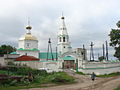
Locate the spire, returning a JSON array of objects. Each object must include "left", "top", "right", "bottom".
[
  {"left": 61, "top": 12, "right": 64, "bottom": 19},
  {"left": 26, "top": 17, "right": 32, "bottom": 34},
  {"left": 59, "top": 14, "right": 68, "bottom": 35},
  {"left": 28, "top": 17, "right": 30, "bottom": 25}
]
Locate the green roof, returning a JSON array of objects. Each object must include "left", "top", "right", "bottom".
[
  {"left": 17, "top": 48, "right": 39, "bottom": 51},
  {"left": 63, "top": 56, "right": 75, "bottom": 60},
  {"left": 39, "top": 52, "right": 58, "bottom": 60},
  {"left": 10, "top": 52, "right": 17, "bottom": 54}
]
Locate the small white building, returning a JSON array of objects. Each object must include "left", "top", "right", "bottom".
[{"left": 17, "top": 24, "right": 39, "bottom": 58}]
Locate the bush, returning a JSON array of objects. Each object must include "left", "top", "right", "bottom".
[
  {"left": 0, "top": 74, "right": 11, "bottom": 86},
  {"left": 33, "top": 72, "right": 75, "bottom": 84},
  {"left": 51, "top": 72, "right": 75, "bottom": 84},
  {"left": 0, "top": 74, "right": 23, "bottom": 86},
  {"left": 7, "top": 62, "right": 15, "bottom": 66},
  {"left": 7, "top": 66, "right": 47, "bottom": 76}
]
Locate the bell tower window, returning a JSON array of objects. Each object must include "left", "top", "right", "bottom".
[
  {"left": 59, "top": 37, "right": 61, "bottom": 42},
  {"left": 63, "top": 37, "right": 65, "bottom": 42}
]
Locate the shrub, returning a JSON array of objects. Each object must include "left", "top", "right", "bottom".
[
  {"left": 51, "top": 72, "right": 75, "bottom": 84},
  {"left": 0, "top": 74, "right": 11, "bottom": 86},
  {"left": 7, "top": 66, "right": 47, "bottom": 76}
]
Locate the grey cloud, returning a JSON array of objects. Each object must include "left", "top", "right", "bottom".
[{"left": 0, "top": 0, "right": 120, "bottom": 59}]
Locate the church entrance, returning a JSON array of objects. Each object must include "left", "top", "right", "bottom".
[
  {"left": 63, "top": 60, "right": 75, "bottom": 69},
  {"left": 62, "top": 56, "right": 76, "bottom": 69}
]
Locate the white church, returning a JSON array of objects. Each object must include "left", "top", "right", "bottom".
[
  {"left": 2, "top": 15, "right": 120, "bottom": 75},
  {"left": 13, "top": 15, "right": 87, "bottom": 71}
]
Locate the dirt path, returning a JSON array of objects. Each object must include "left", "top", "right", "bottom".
[{"left": 26, "top": 71, "right": 120, "bottom": 90}]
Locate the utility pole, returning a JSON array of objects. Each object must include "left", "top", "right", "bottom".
[
  {"left": 90, "top": 42, "right": 94, "bottom": 61},
  {"left": 47, "top": 38, "right": 54, "bottom": 60},
  {"left": 98, "top": 53, "right": 99, "bottom": 60},
  {"left": 103, "top": 44, "right": 105, "bottom": 60},
  {"left": 105, "top": 41, "right": 109, "bottom": 61},
  {"left": 83, "top": 44, "right": 86, "bottom": 60},
  {"left": 56, "top": 47, "right": 58, "bottom": 61}
]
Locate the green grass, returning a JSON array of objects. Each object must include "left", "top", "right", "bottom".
[
  {"left": 115, "top": 88, "right": 120, "bottom": 90},
  {"left": 0, "top": 83, "right": 49, "bottom": 90},
  {"left": 0, "top": 70, "right": 19, "bottom": 76},
  {"left": 76, "top": 72, "right": 85, "bottom": 75},
  {"left": 0, "top": 70, "right": 8, "bottom": 74},
  {"left": 97, "top": 72, "right": 120, "bottom": 77},
  {"left": 34, "top": 72, "right": 75, "bottom": 84},
  {"left": 0, "top": 72, "right": 75, "bottom": 90},
  {"left": 115, "top": 85, "right": 120, "bottom": 90}
]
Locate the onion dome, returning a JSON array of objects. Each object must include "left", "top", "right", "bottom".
[
  {"left": 19, "top": 34, "right": 38, "bottom": 41},
  {"left": 61, "top": 16, "right": 64, "bottom": 19},
  {"left": 19, "top": 24, "right": 37, "bottom": 40},
  {"left": 26, "top": 25, "right": 32, "bottom": 30}
]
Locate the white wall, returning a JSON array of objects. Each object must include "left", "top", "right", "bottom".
[
  {"left": 17, "top": 50, "right": 39, "bottom": 58},
  {"left": 79, "top": 62, "right": 120, "bottom": 75},
  {"left": 15, "top": 60, "right": 63, "bottom": 72},
  {"left": 24, "top": 40, "right": 38, "bottom": 49},
  {"left": 57, "top": 43, "right": 70, "bottom": 54},
  {"left": 4, "top": 54, "right": 20, "bottom": 59},
  {"left": 19, "top": 40, "right": 24, "bottom": 49},
  {"left": 42, "top": 61, "right": 62, "bottom": 72},
  {"left": 19, "top": 40, "right": 38, "bottom": 49},
  {"left": 0, "top": 57, "right": 5, "bottom": 66},
  {"left": 15, "top": 61, "right": 43, "bottom": 69}
]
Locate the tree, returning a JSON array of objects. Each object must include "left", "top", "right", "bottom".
[
  {"left": 109, "top": 21, "right": 120, "bottom": 60},
  {"left": 0, "top": 45, "right": 16, "bottom": 56},
  {"left": 98, "top": 56, "right": 105, "bottom": 61}
]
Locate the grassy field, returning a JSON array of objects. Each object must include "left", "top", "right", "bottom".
[
  {"left": 0, "top": 83, "right": 57, "bottom": 90},
  {"left": 96, "top": 72, "right": 120, "bottom": 77},
  {"left": 0, "top": 67, "right": 75, "bottom": 90},
  {"left": 116, "top": 88, "right": 120, "bottom": 90}
]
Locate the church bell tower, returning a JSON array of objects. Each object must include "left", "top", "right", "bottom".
[{"left": 57, "top": 15, "right": 71, "bottom": 54}]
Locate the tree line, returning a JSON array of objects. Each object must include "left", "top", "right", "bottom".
[
  {"left": 0, "top": 45, "right": 16, "bottom": 56},
  {"left": 109, "top": 21, "right": 120, "bottom": 60}
]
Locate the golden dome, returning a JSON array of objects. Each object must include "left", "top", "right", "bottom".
[
  {"left": 19, "top": 33, "right": 38, "bottom": 40},
  {"left": 26, "top": 25, "right": 32, "bottom": 30}
]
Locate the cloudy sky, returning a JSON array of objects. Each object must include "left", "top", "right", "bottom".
[{"left": 0, "top": 0, "right": 120, "bottom": 60}]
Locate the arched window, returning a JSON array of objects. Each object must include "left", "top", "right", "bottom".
[
  {"left": 59, "top": 37, "right": 61, "bottom": 42},
  {"left": 63, "top": 37, "right": 65, "bottom": 42}
]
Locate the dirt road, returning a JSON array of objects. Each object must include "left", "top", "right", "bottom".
[{"left": 26, "top": 71, "right": 120, "bottom": 90}]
